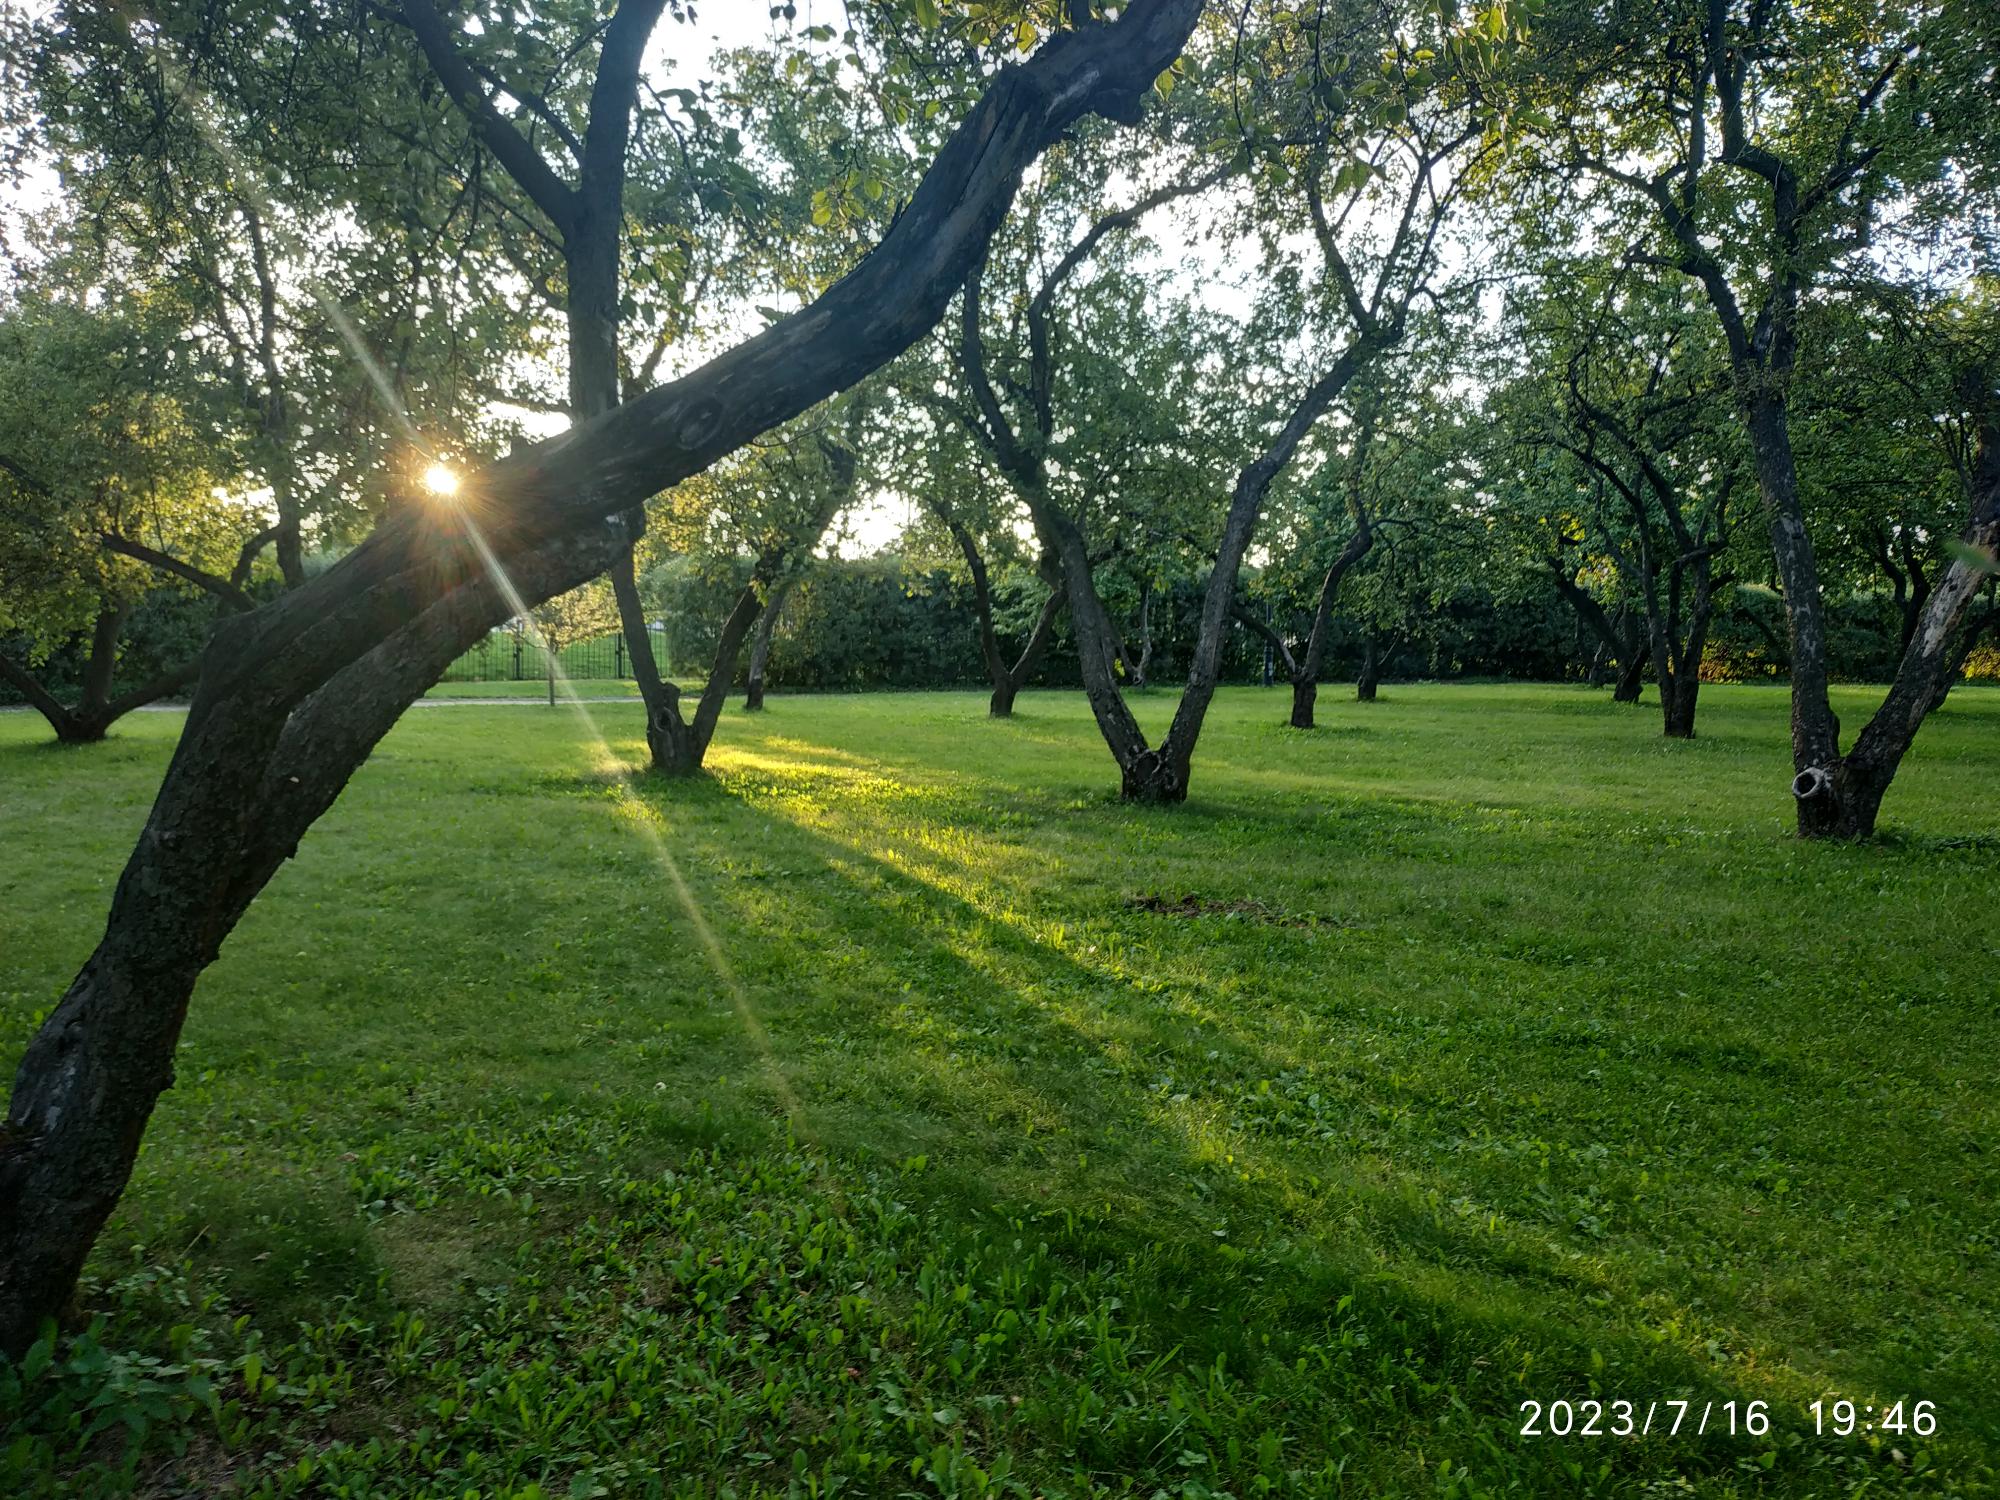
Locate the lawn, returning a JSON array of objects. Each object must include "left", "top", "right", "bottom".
[{"left": 1, "top": 683, "right": 1996, "bottom": 1498}]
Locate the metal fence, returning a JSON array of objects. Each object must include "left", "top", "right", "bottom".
[{"left": 438, "top": 626, "right": 672, "bottom": 683}]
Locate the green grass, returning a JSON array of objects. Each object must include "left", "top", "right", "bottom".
[{"left": 1, "top": 683, "right": 1996, "bottom": 1498}]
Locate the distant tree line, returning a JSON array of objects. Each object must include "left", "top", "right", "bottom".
[{"left": 12, "top": 560, "right": 1994, "bottom": 710}]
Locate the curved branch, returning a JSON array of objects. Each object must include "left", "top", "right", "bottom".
[
  {"left": 396, "top": 0, "right": 580, "bottom": 240},
  {"left": 98, "top": 534, "right": 255, "bottom": 611}
]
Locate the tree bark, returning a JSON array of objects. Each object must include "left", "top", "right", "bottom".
[
  {"left": 1029, "top": 338, "right": 1377, "bottom": 800},
  {"left": 648, "top": 579, "right": 768, "bottom": 774},
  {"left": 1356, "top": 636, "right": 1384, "bottom": 701},
  {"left": 1550, "top": 568, "right": 1646, "bottom": 702},
  {"left": 1288, "top": 519, "right": 1375, "bottom": 727},
  {"left": 609, "top": 548, "right": 680, "bottom": 769},
  {"left": 743, "top": 578, "right": 793, "bottom": 711},
  {"left": 1927, "top": 597, "right": 1997, "bottom": 712},
  {"left": 0, "top": 525, "right": 625, "bottom": 1359},
  {"left": 0, "top": 0, "right": 1204, "bottom": 1358},
  {"left": 932, "top": 509, "right": 1064, "bottom": 717},
  {"left": 1741, "top": 393, "right": 1846, "bottom": 832},
  {"left": 1290, "top": 677, "right": 1318, "bottom": 727},
  {"left": 1794, "top": 407, "right": 2000, "bottom": 837}
]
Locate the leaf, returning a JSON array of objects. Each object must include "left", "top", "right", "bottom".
[{"left": 1946, "top": 540, "right": 1998, "bottom": 574}]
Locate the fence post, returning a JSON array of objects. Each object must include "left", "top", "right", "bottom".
[
  {"left": 513, "top": 633, "right": 523, "bottom": 681},
  {"left": 615, "top": 634, "right": 625, "bottom": 679}
]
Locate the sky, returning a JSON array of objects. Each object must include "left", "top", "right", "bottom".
[{"left": 4, "top": 2, "right": 1259, "bottom": 561}]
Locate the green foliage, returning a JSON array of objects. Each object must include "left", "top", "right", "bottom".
[
  {"left": 0, "top": 1261, "right": 261, "bottom": 1490},
  {"left": 0, "top": 276, "right": 239, "bottom": 659}
]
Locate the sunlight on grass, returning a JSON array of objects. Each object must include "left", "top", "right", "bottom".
[{"left": 3, "top": 686, "right": 1997, "bottom": 1495}]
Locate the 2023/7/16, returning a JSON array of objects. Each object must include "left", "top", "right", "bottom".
[{"left": 1519, "top": 1398, "right": 1939, "bottom": 1439}]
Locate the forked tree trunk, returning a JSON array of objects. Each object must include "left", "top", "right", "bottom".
[
  {"left": 608, "top": 548, "right": 683, "bottom": 771},
  {"left": 1655, "top": 563, "right": 1718, "bottom": 740},
  {"left": 650, "top": 580, "right": 764, "bottom": 776},
  {"left": 935, "top": 505, "right": 1065, "bottom": 718},
  {"left": 1230, "top": 523, "right": 1371, "bottom": 734},
  {"left": 1031, "top": 338, "right": 1381, "bottom": 800},
  {"left": 1288, "top": 521, "right": 1375, "bottom": 728},
  {"left": 0, "top": 1, "right": 1203, "bottom": 1356},
  {"left": 0, "top": 609, "right": 202, "bottom": 745},
  {"left": 1760, "top": 390, "right": 2000, "bottom": 838},
  {"left": 645, "top": 437, "right": 855, "bottom": 768},
  {"left": 996, "top": 585, "right": 1064, "bottom": 715}
]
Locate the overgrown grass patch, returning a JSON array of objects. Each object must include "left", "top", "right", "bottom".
[{"left": 2, "top": 683, "right": 1996, "bottom": 1496}]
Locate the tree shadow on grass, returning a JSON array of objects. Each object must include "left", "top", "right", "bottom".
[
  {"left": 29, "top": 711, "right": 1990, "bottom": 1496},
  {"left": 555, "top": 758, "right": 1930, "bottom": 1491},
  {"left": 677, "top": 735, "right": 1999, "bottom": 1413}
]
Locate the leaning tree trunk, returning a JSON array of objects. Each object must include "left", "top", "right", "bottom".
[
  {"left": 0, "top": 526, "right": 626, "bottom": 1360},
  {"left": 992, "top": 584, "right": 1065, "bottom": 716},
  {"left": 0, "top": 0, "right": 1205, "bottom": 1357},
  {"left": 1035, "top": 339, "right": 1378, "bottom": 801},
  {"left": 1741, "top": 394, "right": 1849, "bottom": 834},
  {"left": 743, "top": 578, "right": 793, "bottom": 712},
  {"left": 1289, "top": 521, "right": 1373, "bottom": 729},
  {"left": 608, "top": 548, "right": 685, "bottom": 770},
  {"left": 1551, "top": 573, "right": 1647, "bottom": 704},
  {"left": 1927, "top": 597, "right": 1997, "bottom": 713},
  {"left": 1791, "top": 411, "right": 2000, "bottom": 838}
]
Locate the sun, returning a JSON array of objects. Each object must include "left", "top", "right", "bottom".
[{"left": 420, "top": 461, "right": 461, "bottom": 500}]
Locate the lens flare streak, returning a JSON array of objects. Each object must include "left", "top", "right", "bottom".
[
  {"left": 128, "top": 1, "right": 809, "bottom": 1142},
  {"left": 456, "top": 514, "right": 807, "bottom": 1134}
]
